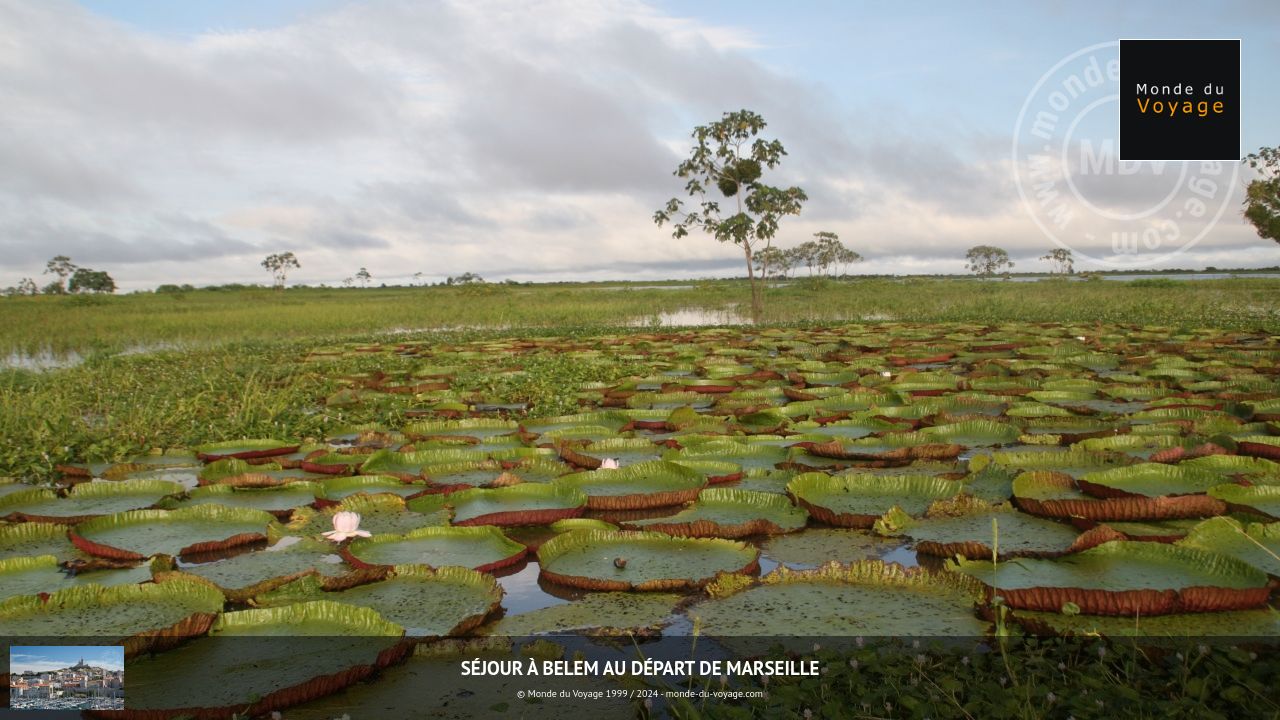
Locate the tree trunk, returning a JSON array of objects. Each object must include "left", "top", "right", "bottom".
[{"left": 743, "top": 244, "right": 762, "bottom": 323}]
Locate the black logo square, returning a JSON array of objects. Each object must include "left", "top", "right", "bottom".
[{"left": 1119, "top": 39, "right": 1240, "bottom": 161}]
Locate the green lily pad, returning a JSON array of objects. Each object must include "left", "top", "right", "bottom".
[
  {"left": 122, "top": 601, "right": 403, "bottom": 713},
  {"left": 0, "top": 555, "right": 152, "bottom": 602},
  {"left": 688, "top": 561, "right": 987, "bottom": 637},
  {"left": 553, "top": 460, "right": 707, "bottom": 510},
  {"left": 761, "top": 529, "right": 902, "bottom": 569},
  {"left": 408, "top": 483, "right": 587, "bottom": 526},
  {"left": 620, "top": 488, "right": 808, "bottom": 537},
  {"left": 169, "top": 537, "right": 349, "bottom": 600},
  {"left": 950, "top": 540, "right": 1271, "bottom": 615},
  {"left": 194, "top": 439, "right": 300, "bottom": 461},
  {"left": 345, "top": 526, "right": 526, "bottom": 573},
  {"left": 322, "top": 474, "right": 429, "bottom": 500},
  {"left": 488, "top": 592, "right": 683, "bottom": 636},
  {"left": 291, "top": 494, "right": 450, "bottom": 537},
  {"left": 0, "top": 480, "right": 184, "bottom": 521},
  {"left": 786, "top": 472, "right": 962, "bottom": 528},
  {"left": 72, "top": 505, "right": 279, "bottom": 560},
  {"left": 917, "top": 420, "right": 1020, "bottom": 446},
  {"left": 0, "top": 522, "right": 76, "bottom": 562},
  {"left": 883, "top": 503, "right": 1083, "bottom": 559},
  {"left": 1177, "top": 517, "right": 1280, "bottom": 576},
  {"left": 1079, "top": 463, "right": 1223, "bottom": 497},
  {"left": 537, "top": 529, "right": 758, "bottom": 591},
  {"left": 173, "top": 481, "right": 324, "bottom": 514},
  {"left": 0, "top": 575, "right": 224, "bottom": 639},
  {"left": 255, "top": 564, "right": 501, "bottom": 636},
  {"left": 1209, "top": 484, "right": 1280, "bottom": 519}
]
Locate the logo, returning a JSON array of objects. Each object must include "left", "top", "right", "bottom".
[{"left": 1012, "top": 41, "right": 1239, "bottom": 267}]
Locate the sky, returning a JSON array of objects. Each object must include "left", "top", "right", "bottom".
[
  {"left": 10, "top": 646, "right": 125, "bottom": 673},
  {"left": 1, "top": 0, "right": 1278, "bottom": 291}
]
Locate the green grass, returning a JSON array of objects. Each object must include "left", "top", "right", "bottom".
[{"left": 2, "top": 277, "right": 1278, "bottom": 358}]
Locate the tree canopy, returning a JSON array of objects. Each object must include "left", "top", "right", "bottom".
[
  {"left": 965, "top": 245, "right": 1014, "bottom": 277},
  {"left": 1243, "top": 147, "right": 1280, "bottom": 244},
  {"left": 654, "top": 109, "right": 807, "bottom": 321}
]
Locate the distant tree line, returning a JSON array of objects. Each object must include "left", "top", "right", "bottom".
[{"left": 2, "top": 256, "right": 116, "bottom": 297}]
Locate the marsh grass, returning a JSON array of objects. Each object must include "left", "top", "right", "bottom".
[{"left": 2, "top": 278, "right": 1277, "bottom": 358}]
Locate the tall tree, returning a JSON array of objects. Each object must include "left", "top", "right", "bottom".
[
  {"left": 261, "top": 252, "right": 300, "bottom": 290},
  {"left": 355, "top": 267, "right": 372, "bottom": 288},
  {"left": 965, "top": 245, "right": 1014, "bottom": 277},
  {"left": 654, "top": 110, "right": 807, "bottom": 322},
  {"left": 1243, "top": 147, "right": 1280, "bottom": 244},
  {"left": 68, "top": 268, "right": 116, "bottom": 294},
  {"left": 1040, "top": 248, "right": 1074, "bottom": 274},
  {"left": 43, "top": 255, "right": 77, "bottom": 294},
  {"left": 752, "top": 246, "right": 787, "bottom": 279}
]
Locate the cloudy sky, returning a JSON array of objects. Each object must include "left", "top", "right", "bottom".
[
  {"left": 10, "top": 646, "right": 124, "bottom": 673},
  {"left": 2, "top": 0, "right": 1278, "bottom": 291}
]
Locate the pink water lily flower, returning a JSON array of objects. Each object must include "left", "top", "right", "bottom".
[
  {"left": 601, "top": 458, "right": 620, "bottom": 469},
  {"left": 322, "top": 511, "right": 372, "bottom": 542}
]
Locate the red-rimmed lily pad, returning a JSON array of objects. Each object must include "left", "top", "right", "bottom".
[
  {"left": 321, "top": 475, "right": 429, "bottom": 500},
  {"left": 0, "top": 576, "right": 224, "bottom": 654},
  {"left": 687, "top": 560, "right": 987, "bottom": 638},
  {"left": 0, "top": 522, "right": 76, "bottom": 561},
  {"left": 1176, "top": 516, "right": 1280, "bottom": 577},
  {"left": 157, "top": 537, "right": 350, "bottom": 602},
  {"left": 253, "top": 564, "right": 501, "bottom": 637},
  {"left": 553, "top": 460, "right": 707, "bottom": 510},
  {"left": 786, "top": 472, "right": 962, "bottom": 528},
  {"left": 876, "top": 501, "right": 1094, "bottom": 559},
  {"left": 407, "top": 483, "right": 587, "bottom": 527},
  {"left": 71, "top": 505, "right": 280, "bottom": 561},
  {"left": 487, "top": 591, "right": 683, "bottom": 636},
  {"left": 119, "top": 600, "right": 406, "bottom": 718},
  {"left": 949, "top": 540, "right": 1272, "bottom": 615},
  {"left": 170, "top": 481, "right": 325, "bottom": 518},
  {"left": 537, "top": 529, "right": 759, "bottom": 591},
  {"left": 0, "top": 479, "right": 184, "bottom": 523},
  {"left": 343, "top": 526, "right": 526, "bottom": 573},
  {"left": 1077, "top": 463, "right": 1223, "bottom": 498},
  {"left": 195, "top": 439, "right": 301, "bottom": 462},
  {"left": 619, "top": 488, "right": 808, "bottom": 538},
  {"left": 1013, "top": 470, "right": 1226, "bottom": 521},
  {"left": 0, "top": 554, "right": 152, "bottom": 602},
  {"left": 1209, "top": 483, "right": 1280, "bottom": 519}
]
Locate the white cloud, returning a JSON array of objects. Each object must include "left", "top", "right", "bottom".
[{"left": 0, "top": 0, "right": 1272, "bottom": 291}]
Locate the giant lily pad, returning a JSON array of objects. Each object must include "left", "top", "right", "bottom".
[
  {"left": 537, "top": 530, "right": 759, "bottom": 591},
  {"left": 487, "top": 592, "right": 683, "bottom": 636},
  {"left": 121, "top": 601, "right": 405, "bottom": 716},
  {"left": 620, "top": 488, "right": 808, "bottom": 538},
  {"left": 553, "top": 460, "right": 707, "bottom": 510},
  {"left": 161, "top": 537, "right": 350, "bottom": 601},
  {"left": 1013, "top": 470, "right": 1226, "bottom": 521},
  {"left": 194, "top": 439, "right": 301, "bottom": 461},
  {"left": 1177, "top": 516, "right": 1280, "bottom": 576},
  {"left": 291, "top": 494, "right": 450, "bottom": 538},
  {"left": 1209, "top": 483, "right": 1280, "bottom": 519},
  {"left": 0, "top": 522, "right": 76, "bottom": 562},
  {"left": 786, "top": 472, "right": 962, "bottom": 528},
  {"left": 344, "top": 526, "right": 526, "bottom": 573},
  {"left": 0, "top": 576, "right": 224, "bottom": 652},
  {"left": 71, "top": 505, "right": 279, "bottom": 561},
  {"left": 949, "top": 540, "right": 1272, "bottom": 615},
  {"left": 254, "top": 564, "right": 501, "bottom": 637},
  {"left": 171, "top": 481, "right": 324, "bottom": 517},
  {"left": 1078, "top": 463, "right": 1223, "bottom": 498},
  {"left": 408, "top": 483, "right": 587, "bottom": 526},
  {"left": 761, "top": 529, "right": 901, "bottom": 569},
  {"left": 0, "top": 479, "right": 184, "bottom": 523},
  {"left": 322, "top": 474, "right": 429, "bottom": 500},
  {"left": 687, "top": 561, "right": 987, "bottom": 637},
  {"left": 880, "top": 501, "right": 1089, "bottom": 559},
  {"left": 0, "top": 554, "right": 152, "bottom": 602}
]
